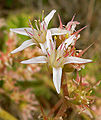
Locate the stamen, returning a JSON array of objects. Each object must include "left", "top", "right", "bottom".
[
  {"left": 38, "top": 19, "right": 41, "bottom": 24},
  {"left": 64, "top": 52, "right": 69, "bottom": 57},
  {"left": 46, "top": 48, "right": 50, "bottom": 56},
  {"left": 54, "top": 36, "right": 57, "bottom": 40},
  {"left": 38, "top": 19, "right": 41, "bottom": 30},
  {"left": 64, "top": 43, "right": 67, "bottom": 50},
  {"left": 43, "top": 22, "right": 45, "bottom": 30},
  {"left": 35, "top": 20, "right": 39, "bottom": 30},
  {"left": 71, "top": 49, "right": 75, "bottom": 56},
  {"left": 69, "top": 38, "right": 77, "bottom": 56},
  {"left": 56, "top": 57, "right": 63, "bottom": 67},
  {"left": 47, "top": 52, "right": 50, "bottom": 56},
  {"left": 24, "top": 29, "right": 33, "bottom": 37},
  {"left": 50, "top": 39, "right": 53, "bottom": 50},
  {"left": 42, "top": 10, "right": 44, "bottom": 21},
  {"left": 65, "top": 33, "right": 69, "bottom": 39},
  {"left": 28, "top": 18, "right": 34, "bottom": 29},
  {"left": 57, "top": 57, "right": 61, "bottom": 61},
  {"left": 60, "top": 43, "right": 63, "bottom": 50}
]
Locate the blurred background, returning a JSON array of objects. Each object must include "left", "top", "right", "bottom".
[{"left": 0, "top": 0, "right": 101, "bottom": 120}]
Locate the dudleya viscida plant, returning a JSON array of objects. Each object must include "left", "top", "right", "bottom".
[{"left": 10, "top": 10, "right": 92, "bottom": 94}]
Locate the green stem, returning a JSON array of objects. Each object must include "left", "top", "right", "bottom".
[{"left": 0, "top": 108, "right": 18, "bottom": 120}]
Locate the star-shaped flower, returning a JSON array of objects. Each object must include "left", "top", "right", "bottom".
[
  {"left": 10, "top": 10, "right": 57, "bottom": 54},
  {"left": 20, "top": 30, "right": 92, "bottom": 94}
]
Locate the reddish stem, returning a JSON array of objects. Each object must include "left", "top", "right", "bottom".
[{"left": 48, "top": 98, "right": 63, "bottom": 117}]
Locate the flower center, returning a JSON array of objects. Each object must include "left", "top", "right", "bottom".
[{"left": 48, "top": 50, "right": 64, "bottom": 68}]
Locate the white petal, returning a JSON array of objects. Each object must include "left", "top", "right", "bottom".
[
  {"left": 11, "top": 39, "right": 35, "bottom": 54},
  {"left": 39, "top": 42, "right": 47, "bottom": 54},
  {"left": 50, "top": 28, "right": 68, "bottom": 35},
  {"left": 58, "top": 35, "right": 76, "bottom": 51},
  {"left": 66, "top": 21, "right": 80, "bottom": 30},
  {"left": 44, "top": 9, "right": 56, "bottom": 27},
  {"left": 46, "top": 30, "right": 54, "bottom": 53},
  {"left": 64, "top": 56, "right": 92, "bottom": 64},
  {"left": 21, "top": 56, "right": 47, "bottom": 64},
  {"left": 53, "top": 67, "right": 62, "bottom": 94},
  {"left": 10, "top": 28, "right": 32, "bottom": 36},
  {"left": 70, "top": 21, "right": 80, "bottom": 32},
  {"left": 41, "top": 9, "right": 56, "bottom": 28},
  {"left": 64, "top": 35, "right": 76, "bottom": 48}
]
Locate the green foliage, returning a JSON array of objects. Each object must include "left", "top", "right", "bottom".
[
  {"left": 7, "top": 13, "right": 30, "bottom": 44},
  {"left": 6, "top": 0, "right": 13, "bottom": 8}
]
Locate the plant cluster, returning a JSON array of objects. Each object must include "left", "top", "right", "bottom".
[{"left": 9, "top": 10, "right": 100, "bottom": 120}]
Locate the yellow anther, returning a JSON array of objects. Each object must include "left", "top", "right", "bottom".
[
  {"left": 65, "top": 33, "right": 69, "bottom": 39},
  {"left": 24, "top": 29, "right": 27, "bottom": 32},
  {"left": 28, "top": 18, "right": 34, "bottom": 29},
  {"left": 42, "top": 10, "right": 44, "bottom": 13},
  {"left": 54, "top": 36, "right": 57, "bottom": 40}
]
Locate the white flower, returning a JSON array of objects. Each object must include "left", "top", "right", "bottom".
[
  {"left": 10, "top": 10, "right": 56, "bottom": 54},
  {"left": 21, "top": 30, "right": 92, "bottom": 94}
]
